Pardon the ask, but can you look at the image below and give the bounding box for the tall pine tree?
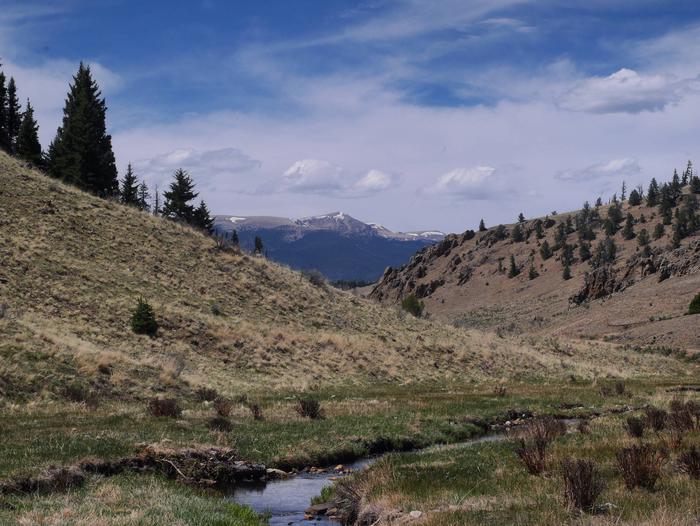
[0,67,8,151]
[162,168,197,222]
[6,77,20,152]
[192,200,214,234]
[15,99,43,165]
[48,62,118,197]
[137,181,150,212]
[120,164,140,206]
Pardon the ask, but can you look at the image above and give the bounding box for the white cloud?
[279,161,396,197]
[558,68,692,114]
[354,169,394,192]
[556,158,642,182]
[427,166,499,199]
[133,147,262,190]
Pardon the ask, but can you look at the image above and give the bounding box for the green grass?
[0,379,694,524]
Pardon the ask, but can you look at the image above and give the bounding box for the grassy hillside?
[3,151,694,404]
[371,196,700,351]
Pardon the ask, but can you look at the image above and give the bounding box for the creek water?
[229,420,580,525]
[228,432,510,525]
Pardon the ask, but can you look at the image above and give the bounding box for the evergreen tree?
[671,169,682,201]
[579,241,591,262]
[6,77,20,151]
[507,254,519,278]
[637,228,650,247]
[603,218,617,236]
[254,235,264,255]
[591,236,617,268]
[554,222,567,249]
[682,161,693,186]
[628,188,642,206]
[533,219,544,239]
[120,164,140,206]
[0,68,8,151]
[595,197,603,207]
[48,62,118,197]
[671,221,682,249]
[690,175,700,194]
[15,99,43,165]
[653,223,665,240]
[539,240,552,260]
[131,297,158,336]
[137,181,150,212]
[162,168,197,222]
[528,265,539,280]
[561,243,575,266]
[647,178,660,207]
[622,213,636,240]
[192,200,214,234]
[562,263,572,280]
[621,181,627,202]
[494,224,508,240]
[518,212,525,223]
[659,183,675,224]
[478,218,486,232]
[231,229,239,246]
[511,223,524,242]
[607,201,623,225]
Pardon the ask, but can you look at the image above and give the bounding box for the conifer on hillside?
[479,218,486,231]
[0,68,9,151]
[137,181,150,212]
[540,240,552,260]
[647,178,659,207]
[6,77,20,152]
[622,213,636,240]
[254,235,264,255]
[562,263,572,280]
[653,223,665,240]
[508,254,519,278]
[120,164,140,206]
[193,200,214,234]
[628,188,642,206]
[48,63,118,197]
[15,99,43,165]
[511,223,524,242]
[162,168,197,222]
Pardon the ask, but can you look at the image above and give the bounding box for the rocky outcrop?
[570,266,634,305]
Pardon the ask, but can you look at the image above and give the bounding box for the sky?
[2,1,700,233]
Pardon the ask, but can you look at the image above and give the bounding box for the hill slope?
[0,151,694,402]
[371,196,700,350]
[213,212,443,282]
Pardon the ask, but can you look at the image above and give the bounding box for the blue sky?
[3,1,700,232]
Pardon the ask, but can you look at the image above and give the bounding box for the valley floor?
[2,376,700,525]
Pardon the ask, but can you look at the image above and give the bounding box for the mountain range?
[213,212,444,282]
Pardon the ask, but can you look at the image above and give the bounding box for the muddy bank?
[0,444,266,496]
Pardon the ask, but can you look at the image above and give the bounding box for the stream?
[228,431,519,525]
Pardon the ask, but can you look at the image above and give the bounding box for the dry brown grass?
[0,151,697,404]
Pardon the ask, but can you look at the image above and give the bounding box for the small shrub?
[63,382,97,407]
[401,294,424,317]
[131,297,158,336]
[678,447,700,479]
[148,398,181,418]
[210,302,222,316]
[195,386,219,402]
[561,459,605,512]
[213,397,233,417]
[302,269,327,289]
[625,416,646,439]
[645,407,668,432]
[615,381,627,395]
[514,417,566,475]
[208,416,233,432]
[248,403,264,421]
[0,303,7,319]
[616,445,665,490]
[295,397,324,419]
[493,386,507,397]
[516,437,548,475]
[688,292,700,315]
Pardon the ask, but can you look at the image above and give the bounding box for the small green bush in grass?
[131,297,158,336]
